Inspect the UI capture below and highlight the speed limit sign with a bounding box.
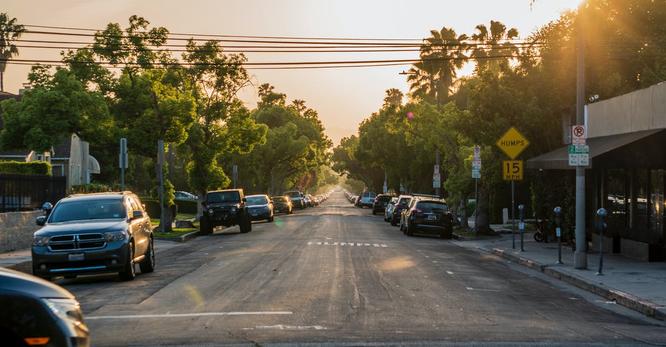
[503,160,523,181]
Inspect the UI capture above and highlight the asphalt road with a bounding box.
[50,192,666,346]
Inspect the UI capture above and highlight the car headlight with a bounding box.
[103,230,127,242]
[208,208,214,215]
[230,207,237,212]
[33,235,50,247]
[43,298,84,325]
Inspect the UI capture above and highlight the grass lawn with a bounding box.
[154,227,198,239]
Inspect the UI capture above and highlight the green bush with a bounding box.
[0,160,51,175]
[70,183,113,194]
[141,198,177,219]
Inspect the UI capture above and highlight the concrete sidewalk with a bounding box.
[454,233,666,321]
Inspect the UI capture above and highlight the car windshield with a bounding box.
[207,191,240,203]
[49,199,125,223]
[286,192,301,198]
[378,195,392,202]
[272,196,288,202]
[416,201,448,213]
[246,196,268,205]
[398,197,411,206]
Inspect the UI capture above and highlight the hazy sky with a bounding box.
[3,0,579,145]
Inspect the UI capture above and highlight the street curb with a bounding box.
[155,230,200,243]
[487,247,665,321]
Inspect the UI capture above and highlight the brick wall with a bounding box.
[0,211,42,252]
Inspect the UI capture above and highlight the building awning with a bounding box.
[88,155,101,174]
[526,129,663,170]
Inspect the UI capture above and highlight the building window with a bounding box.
[649,170,664,239]
[633,169,649,230]
[606,169,628,234]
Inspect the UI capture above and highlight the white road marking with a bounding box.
[306,241,389,248]
[86,311,293,320]
[446,271,454,275]
[249,325,327,331]
[465,287,501,292]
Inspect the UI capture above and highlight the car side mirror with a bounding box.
[242,197,247,203]
[36,215,46,226]
[132,210,144,220]
[41,202,53,215]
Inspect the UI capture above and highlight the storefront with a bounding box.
[527,82,666,261]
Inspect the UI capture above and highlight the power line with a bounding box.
[23,24,424,42]
[17,29,541,47]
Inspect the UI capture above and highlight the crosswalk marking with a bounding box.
[307,241,388,248]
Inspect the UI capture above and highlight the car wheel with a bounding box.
[372,210,376,215]
[240,216,251,233]
[406,222,415,236]
[139,237,155,273]
[390,217,397,226]
[268,215,274,222]
[200,217,213,234]
[119,242,136,281]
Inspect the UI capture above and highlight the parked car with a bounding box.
[372,194,393,215]
[384,197,398,222]
[285,190,306,209]
[401,197,454,238]
[304,194,314,207]
[200,189,252,234]
[246,194,274,222]
[271,196,293,214]
[32,192,155,281]
[174,190,198,201]
[358,191,377,208]
[0,268,90,347]
[390,195,413,226]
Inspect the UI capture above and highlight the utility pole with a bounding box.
[119,138,127,191]
[157,140,166,233]
[574,3,588,269]
[434,149,441,197]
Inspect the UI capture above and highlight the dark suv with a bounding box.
[372,194,393,215]
[200,189,252,234]
[401,197,454,238]
[32,192,155,281]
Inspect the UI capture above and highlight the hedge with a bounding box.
[0,160,51,175]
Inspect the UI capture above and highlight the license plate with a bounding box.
[427,215,437,221]
[68,253,84,261]
[251,211,259,216]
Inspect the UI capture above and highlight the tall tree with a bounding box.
[407,27,468,106]
[0,13,24,92]
[470,20,519,73]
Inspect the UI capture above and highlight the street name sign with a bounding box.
[496,127,529,159]
[502,160,523,181]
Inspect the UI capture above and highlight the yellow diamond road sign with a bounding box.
[496,127,529,159]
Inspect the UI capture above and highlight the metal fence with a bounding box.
[0,174,67,212]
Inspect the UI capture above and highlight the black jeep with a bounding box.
[200,189,252,234]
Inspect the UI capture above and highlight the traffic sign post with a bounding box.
[119,138,128,191]
[472,145,481,233]
[496,128,529,250]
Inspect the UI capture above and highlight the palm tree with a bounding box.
[406,27,467,106]
[470,20,519,73]
[0,13,25,92]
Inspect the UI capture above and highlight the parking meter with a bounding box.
[518,204,525,252]
[554,206,562,264]
[596,208,608,275]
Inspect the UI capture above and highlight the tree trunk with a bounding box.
[0,71,4,92]
[476,187,491,234]
[459,197,469,229]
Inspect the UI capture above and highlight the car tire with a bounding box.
[406,222,415,236]
[139,237,155,274]
[119,242,136,281]
[268,215,274,222]
[240,215,252,233]
[200,217,213,234]
[390,218,397,226]
[372,210,376,215]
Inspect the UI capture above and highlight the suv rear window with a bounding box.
[416,201,448,213]
[362,192,376,198]
[49,199,126,223]
[377,195,392,202]
[272,196,288,202]
[207,191,240,203]
[398,197,411,206]
[286,192,301,198]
